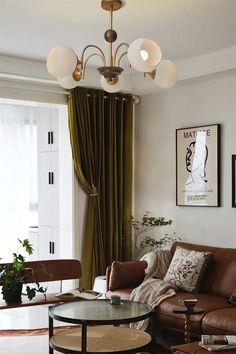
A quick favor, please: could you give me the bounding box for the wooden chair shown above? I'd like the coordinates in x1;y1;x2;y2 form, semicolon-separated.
0;259;82;310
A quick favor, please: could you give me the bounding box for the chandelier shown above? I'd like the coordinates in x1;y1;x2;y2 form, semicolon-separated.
47;0;177;93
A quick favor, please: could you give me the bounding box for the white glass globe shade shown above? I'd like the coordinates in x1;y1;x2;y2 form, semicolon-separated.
154;60;177;89
127;38;162;73
58;74;79;89
100;75;123;93
47;45;77;78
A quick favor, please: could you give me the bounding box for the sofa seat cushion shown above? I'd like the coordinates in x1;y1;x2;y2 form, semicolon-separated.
155;292;232;335
106;288;133;300
202;307;236;335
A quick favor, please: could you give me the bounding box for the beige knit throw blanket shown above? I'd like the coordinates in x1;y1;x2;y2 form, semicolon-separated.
130;250;176;331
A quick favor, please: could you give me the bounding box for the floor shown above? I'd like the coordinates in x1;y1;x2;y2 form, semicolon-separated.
0;305;51;329
0;335;58;354
0;327;173;354
0;335;170;354
0;300;178;354
0;305;73;354
0;324;177;354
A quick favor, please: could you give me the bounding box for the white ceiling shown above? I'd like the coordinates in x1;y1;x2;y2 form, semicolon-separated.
1;0;236;64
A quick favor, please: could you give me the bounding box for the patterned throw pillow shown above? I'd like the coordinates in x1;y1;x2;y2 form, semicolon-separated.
163;246;212;293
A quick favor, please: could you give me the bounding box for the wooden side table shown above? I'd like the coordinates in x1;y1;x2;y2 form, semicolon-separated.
173;306;204;344
172;341;236;354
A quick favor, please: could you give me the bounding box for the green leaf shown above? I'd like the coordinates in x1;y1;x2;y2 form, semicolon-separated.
26;286;36;300
131;212;180;255
22;239;33;255
1;238;49;301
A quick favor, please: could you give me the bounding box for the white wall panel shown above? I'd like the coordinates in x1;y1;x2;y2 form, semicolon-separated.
134;69;236;248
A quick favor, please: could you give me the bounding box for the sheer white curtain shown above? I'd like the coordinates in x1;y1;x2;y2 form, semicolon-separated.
0;103;37;261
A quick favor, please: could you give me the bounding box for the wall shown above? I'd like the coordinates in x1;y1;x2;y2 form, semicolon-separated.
134;69;236;248
1;53;236;254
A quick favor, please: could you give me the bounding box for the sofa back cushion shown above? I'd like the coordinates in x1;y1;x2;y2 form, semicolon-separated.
108;260;147;291
171;242;236;298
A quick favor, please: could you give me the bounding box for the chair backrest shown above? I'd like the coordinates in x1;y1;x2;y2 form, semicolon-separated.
24;259;82;284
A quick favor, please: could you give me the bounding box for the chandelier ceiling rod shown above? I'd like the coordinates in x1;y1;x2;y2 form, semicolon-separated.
97;0;124;86
47;0;177;93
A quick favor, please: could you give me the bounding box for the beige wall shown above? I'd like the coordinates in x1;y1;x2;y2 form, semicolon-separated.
134;69;236;248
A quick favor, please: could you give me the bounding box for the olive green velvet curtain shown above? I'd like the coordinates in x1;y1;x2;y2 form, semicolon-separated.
68;87;133;289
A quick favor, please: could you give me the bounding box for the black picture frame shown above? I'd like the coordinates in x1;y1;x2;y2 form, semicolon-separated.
176;124;221;207
232;155;236;208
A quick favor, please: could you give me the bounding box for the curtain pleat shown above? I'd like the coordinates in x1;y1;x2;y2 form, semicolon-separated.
68;87;133;289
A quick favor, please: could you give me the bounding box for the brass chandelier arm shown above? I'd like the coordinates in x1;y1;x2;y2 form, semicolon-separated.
80;45;106;71
117;51;128;67
82;53;107;79
146;69;156;80
114;42;129;66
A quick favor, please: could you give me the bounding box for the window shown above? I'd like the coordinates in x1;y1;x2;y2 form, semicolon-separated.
0;101;38;261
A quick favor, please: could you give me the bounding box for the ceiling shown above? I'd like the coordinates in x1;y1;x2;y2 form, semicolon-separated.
1;0;236;66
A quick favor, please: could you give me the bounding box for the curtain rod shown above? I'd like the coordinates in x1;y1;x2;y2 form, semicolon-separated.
68;91;140;104
87;93;140;104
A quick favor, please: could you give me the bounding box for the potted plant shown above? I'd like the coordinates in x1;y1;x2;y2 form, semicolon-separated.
131;212;180;259
0;238;47;304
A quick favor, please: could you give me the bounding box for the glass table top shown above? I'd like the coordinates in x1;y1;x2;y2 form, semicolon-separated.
49;299;152;324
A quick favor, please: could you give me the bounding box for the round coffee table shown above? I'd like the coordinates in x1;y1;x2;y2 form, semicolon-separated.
49;299;155;353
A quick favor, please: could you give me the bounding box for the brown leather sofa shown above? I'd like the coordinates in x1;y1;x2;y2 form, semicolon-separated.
105;242;236;338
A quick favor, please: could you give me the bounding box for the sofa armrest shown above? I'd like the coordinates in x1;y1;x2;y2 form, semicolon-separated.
106;260;147;291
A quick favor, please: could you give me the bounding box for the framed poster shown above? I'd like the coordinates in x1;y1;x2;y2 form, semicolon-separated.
232;155;236;208
176;124;220;206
